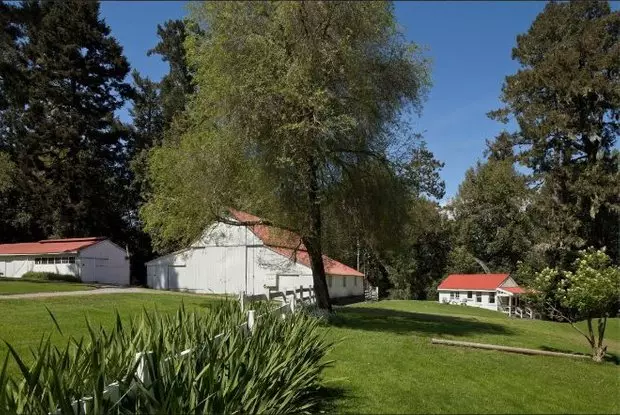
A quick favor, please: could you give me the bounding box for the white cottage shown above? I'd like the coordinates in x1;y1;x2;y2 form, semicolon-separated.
437;273;526;315
146;210;365;298
0;237;130;285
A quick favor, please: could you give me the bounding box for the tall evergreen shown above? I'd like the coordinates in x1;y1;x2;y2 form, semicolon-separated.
0;0;132;241
490;0;620;264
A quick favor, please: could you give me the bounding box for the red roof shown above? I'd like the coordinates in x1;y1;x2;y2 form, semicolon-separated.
502;286;526;294
229;210;363;277
438;274;509;290
0;237;105;255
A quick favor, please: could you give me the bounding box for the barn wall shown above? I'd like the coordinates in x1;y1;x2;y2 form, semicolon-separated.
0;257;34;278
79;240;130;285
146;222;364;298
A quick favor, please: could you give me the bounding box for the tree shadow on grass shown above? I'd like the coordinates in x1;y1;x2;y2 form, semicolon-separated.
329;306;515;338
314;384;350;414
540;345;620;365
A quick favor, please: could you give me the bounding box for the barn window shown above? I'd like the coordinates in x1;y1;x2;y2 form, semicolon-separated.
476;292;482;302
343;277;347;287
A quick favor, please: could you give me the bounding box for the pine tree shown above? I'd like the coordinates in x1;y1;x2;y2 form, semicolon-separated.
490;0;620;264
1;0;132;240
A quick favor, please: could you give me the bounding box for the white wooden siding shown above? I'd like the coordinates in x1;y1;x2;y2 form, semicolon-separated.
146;222;364;298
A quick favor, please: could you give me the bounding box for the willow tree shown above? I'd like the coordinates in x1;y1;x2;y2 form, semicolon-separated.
141;2;430;311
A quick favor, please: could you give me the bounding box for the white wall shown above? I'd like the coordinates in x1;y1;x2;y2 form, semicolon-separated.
0;257;34;278
78;240;130;285
438;290;499;311
146;222;365;298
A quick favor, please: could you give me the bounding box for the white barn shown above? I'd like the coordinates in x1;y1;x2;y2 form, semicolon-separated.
437;273;526;315
0;237;130;285
146;210;365;298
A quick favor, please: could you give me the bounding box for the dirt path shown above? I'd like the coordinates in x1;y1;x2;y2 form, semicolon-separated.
0;287;190;300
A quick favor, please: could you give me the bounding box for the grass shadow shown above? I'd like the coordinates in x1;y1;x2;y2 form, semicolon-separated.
329;306;515;338
314;384;350;414
540;345;620;365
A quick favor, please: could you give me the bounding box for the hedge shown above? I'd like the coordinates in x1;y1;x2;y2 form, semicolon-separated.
21;271;82;283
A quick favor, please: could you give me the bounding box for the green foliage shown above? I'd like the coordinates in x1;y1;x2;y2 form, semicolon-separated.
449;151;533;273
490;0;620;263
0;302;332;413
528;248;620;361
21;272;81;283
0;0;132;242
0;152;13;193
445;245;482;275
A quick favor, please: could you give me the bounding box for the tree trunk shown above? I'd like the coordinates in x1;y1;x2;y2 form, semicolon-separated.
303;155;332;312
592;345;607;363
303;235;332;312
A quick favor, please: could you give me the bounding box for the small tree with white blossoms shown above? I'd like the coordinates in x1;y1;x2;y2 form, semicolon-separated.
529;249;619;362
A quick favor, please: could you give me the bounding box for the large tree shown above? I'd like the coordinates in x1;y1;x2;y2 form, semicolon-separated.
490;0;620;265
142;2;430;310
449;134;534;273
0;0;132;242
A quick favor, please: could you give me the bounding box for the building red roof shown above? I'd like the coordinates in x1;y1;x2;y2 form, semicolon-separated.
438;274;509;290
0;237;105;255
229;210;363;277
502;286;526;294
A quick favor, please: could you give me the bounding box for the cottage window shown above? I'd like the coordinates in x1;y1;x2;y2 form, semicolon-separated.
55;257;63;264
450;292;455;299
69;257;76;264
489;293;495;304
41;258;48;265
343;277;347;287
476;292;482;302
455;291;460;299
35;258;41;264
467;291;472;299
61;257;69;264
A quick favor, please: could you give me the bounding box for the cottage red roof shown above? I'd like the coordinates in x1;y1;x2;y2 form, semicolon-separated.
0;237;105;255
229;209;363;277
502;286;526;294
438;274;509;290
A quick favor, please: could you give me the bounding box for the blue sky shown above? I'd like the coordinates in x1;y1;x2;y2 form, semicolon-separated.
100;1;549;202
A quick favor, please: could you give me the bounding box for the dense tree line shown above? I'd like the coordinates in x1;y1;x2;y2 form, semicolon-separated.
1;0;617;305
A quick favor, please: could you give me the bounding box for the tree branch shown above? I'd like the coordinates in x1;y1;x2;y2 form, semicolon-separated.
545;301;594;347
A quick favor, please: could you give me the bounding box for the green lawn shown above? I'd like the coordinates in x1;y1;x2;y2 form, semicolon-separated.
0;293;222;364
0;279;96;295
322;300;620;414
0;295;617;413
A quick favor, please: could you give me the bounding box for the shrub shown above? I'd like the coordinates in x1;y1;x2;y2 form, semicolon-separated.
21;271;81;283
0;301;332;413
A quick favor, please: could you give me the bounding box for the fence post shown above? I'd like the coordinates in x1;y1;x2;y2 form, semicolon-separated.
247;309;255;334
290;292;296;314
239;290;245;312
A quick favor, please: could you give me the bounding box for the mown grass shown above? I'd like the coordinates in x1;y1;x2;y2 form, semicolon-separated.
0;295;617;413
322;300;620;414
0;293;221;369
0;279;96;295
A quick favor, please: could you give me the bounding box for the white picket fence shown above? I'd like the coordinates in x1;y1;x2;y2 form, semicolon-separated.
56;285;316;415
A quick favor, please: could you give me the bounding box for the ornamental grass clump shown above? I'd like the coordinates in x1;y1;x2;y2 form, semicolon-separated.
0;300;332;414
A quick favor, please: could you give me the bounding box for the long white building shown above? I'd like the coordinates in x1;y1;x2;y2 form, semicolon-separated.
0;237;130;285
146;210;365;298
